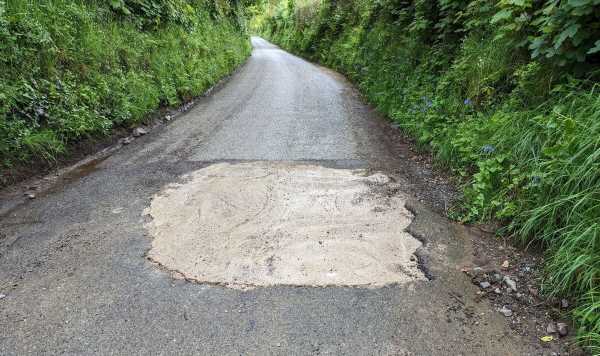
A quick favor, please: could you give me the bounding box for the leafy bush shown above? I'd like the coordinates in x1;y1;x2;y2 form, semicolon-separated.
0;0;251;179
258;0;600;350
492;0;600;66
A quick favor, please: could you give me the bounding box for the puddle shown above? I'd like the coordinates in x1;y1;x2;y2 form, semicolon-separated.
0;155;110;219
144;162;424;289
61;155;109;183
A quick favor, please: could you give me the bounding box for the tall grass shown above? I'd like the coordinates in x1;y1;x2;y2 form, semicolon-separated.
0;0;251;181
258;0;600;350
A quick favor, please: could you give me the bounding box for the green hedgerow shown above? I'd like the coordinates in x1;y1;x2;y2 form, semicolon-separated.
257;0;600;351
0;0;251;177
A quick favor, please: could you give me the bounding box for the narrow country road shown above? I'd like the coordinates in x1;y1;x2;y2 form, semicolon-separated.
1;38;537;355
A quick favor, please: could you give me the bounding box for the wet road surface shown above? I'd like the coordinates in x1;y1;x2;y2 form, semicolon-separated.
0;37;538;355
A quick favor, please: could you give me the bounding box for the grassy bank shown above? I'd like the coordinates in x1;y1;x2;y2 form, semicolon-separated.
256;0;600;351
0;0;251;183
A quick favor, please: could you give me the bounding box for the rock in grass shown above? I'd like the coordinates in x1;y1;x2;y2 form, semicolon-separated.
0;293;5;299
557;323;568;337
547;322;557;334
480;281;491;289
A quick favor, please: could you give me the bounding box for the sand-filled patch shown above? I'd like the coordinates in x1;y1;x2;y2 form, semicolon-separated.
145;162;424;288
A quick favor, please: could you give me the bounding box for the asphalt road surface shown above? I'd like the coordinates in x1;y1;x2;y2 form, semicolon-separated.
0;37;539;355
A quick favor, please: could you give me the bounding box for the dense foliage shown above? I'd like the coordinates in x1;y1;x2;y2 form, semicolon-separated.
0;0;251;182
258;0;600;351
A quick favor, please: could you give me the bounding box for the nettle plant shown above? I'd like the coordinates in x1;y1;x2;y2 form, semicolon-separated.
492;0;600;66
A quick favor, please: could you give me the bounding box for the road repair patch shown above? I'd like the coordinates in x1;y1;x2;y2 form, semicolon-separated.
144;162;424;288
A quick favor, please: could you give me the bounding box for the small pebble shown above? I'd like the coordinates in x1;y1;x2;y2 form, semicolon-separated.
499;306;513;317
471;267;484;276
121;137;135;145
547;322;557;334
480;281;491;289
557;322;568;337
132;127;148;137
503;276;517;291
0;293;6;299
528;287;539;297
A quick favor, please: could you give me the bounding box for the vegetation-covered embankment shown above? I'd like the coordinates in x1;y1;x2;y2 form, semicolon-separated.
256;0;600;350
0;0;251;183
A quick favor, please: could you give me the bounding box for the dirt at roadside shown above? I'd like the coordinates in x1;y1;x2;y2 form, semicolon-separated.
0;60;246;189
376;115;584;355
465;230;585;355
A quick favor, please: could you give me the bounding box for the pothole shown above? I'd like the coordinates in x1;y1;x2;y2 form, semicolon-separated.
144;161;424;289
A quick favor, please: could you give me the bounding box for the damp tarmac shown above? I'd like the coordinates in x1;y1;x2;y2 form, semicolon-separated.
0;37;542;355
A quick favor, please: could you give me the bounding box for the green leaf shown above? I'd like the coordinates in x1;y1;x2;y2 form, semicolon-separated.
587;40;600;54
567;0;590;7
554;23;580;49
542;2;557;15
528;37;545;50
491;9;513;24
506;0;530;7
